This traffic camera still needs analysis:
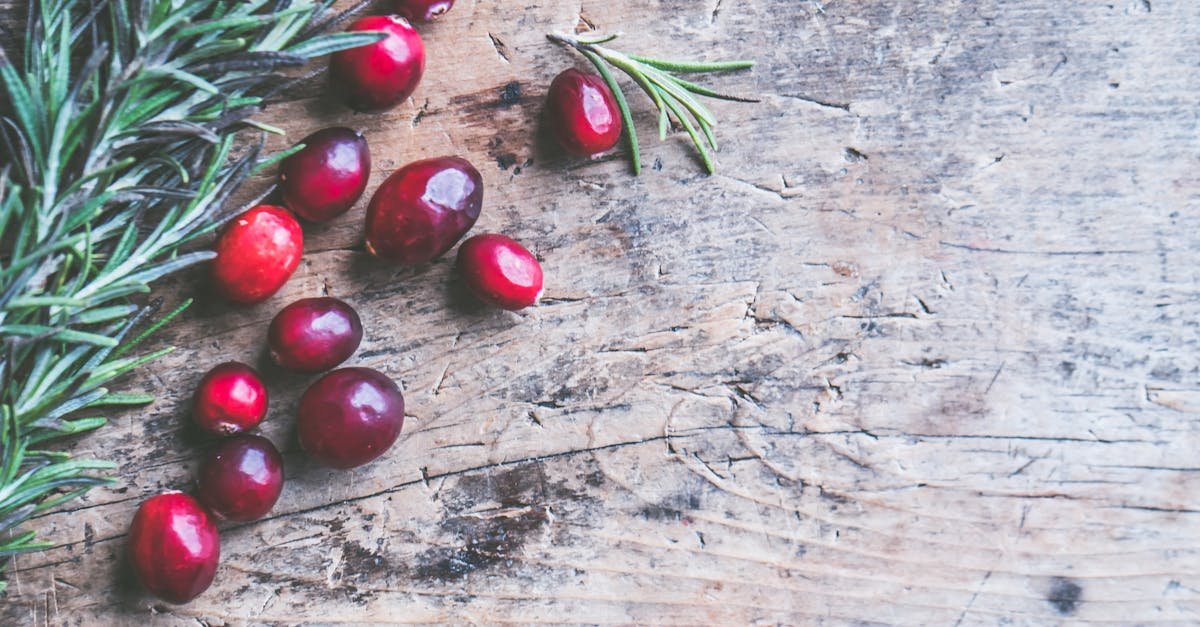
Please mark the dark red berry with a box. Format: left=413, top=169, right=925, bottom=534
left=394, top=0, right=455, bottom=22
left=211, top=205, right=303, bottom=305
left=128, top=492, right=220, bottom=604
left=330, top=16, right=425, bottom=112
left=193, top=362, right=268, bottom=437
left=547, top=68, right=622, bottom=157
left=197, top=434, right=284, bottom=522
left=365, top=156, right=483, bottom=264
left=280, top=127, right=371, bottom=222
left=457, top=234, right=544, bottom=310
left=297, top=368, right=405, bottom=469
left=268, top=297, right=363, bottom=373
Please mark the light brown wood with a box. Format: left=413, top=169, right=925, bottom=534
left=4, top=0, right=1200, bottom=624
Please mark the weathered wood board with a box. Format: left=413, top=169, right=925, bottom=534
left=4, top=0, right=1200, bottom=623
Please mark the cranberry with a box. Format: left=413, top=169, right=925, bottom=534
left=268, top=297, right=363, bottom=373
left=280, top=127, right=371, bottom=222
left=330, top=16, right=425, bottom=112
left=457, top=234, right=544, bottom=310
left=197, top=434, right=284, bottom=522
left=547, top=68, right=623, bottom=157
left=365, top=157, right=483, bottom=264
left=193, top=362, right=268, bottom=437
left=394, top=0, right=455, bottom=22
left=297, top=368, right=405, bottom=469
left=128, top=492, right=220, bottom=604
left=211, top=205, right=303, bottom=305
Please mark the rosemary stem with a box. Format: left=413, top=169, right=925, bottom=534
left=547, top=30, right=755, bottom=175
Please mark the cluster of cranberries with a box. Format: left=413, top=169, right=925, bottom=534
left=127, top=0, right=629, bottom=605
left=128, top=295, right=402, bottom=603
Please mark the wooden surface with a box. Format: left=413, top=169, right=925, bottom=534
left=4, top=0, right=1200, bottom=624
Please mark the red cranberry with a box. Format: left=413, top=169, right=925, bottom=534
left=331, top=16, right=425, bottom=112
left=193, top=362, right=268, bottom=437
left=457, top=234, right=544, bottom=310
left=211, top=205, right=303, bottom=305
left=268, top=297, right=363, bottom=373
left=298, top=368, right=405, bottom=469
left=197, top=434, right=284, bottom=522
left=128, top=492, right=219, bottom=604
left=547, top=68, right=623, bottom=157
left=280, top=127, right=371, bottom=222
left=365, top=157, right=483, bottom=264
left=394, top=0, right=455, bottom=22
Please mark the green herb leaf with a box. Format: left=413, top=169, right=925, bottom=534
left=287, top=31, right=389, bottom=58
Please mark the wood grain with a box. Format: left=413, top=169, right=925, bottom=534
left=4, top=0, right=1200, bottom=624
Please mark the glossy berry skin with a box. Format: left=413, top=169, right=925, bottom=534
left=268, top=297, right=363, bottom=373
left=212, top=205, right=303, bottom=305
left=280, top=127, right=371, bottom=222
left=365, top=157, right=483, bottom=264
left=547, top=68, right=622, bottom=156
left=457, top=234, right=544, bottom=310
left=197, top=434, right=284, bottom=522
left=128, top=492, right=220, bottom=604
left=331, top=16, right=425, bottom=112
left=394, top=0, right=455, bottom=21
left=193, top=362, right=268, bottom=437
left=297, top=367, right=405, bottom=469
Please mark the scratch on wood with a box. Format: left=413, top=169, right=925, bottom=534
left=985, top=361, right=1006, bottom=394
left=954, top=570, right=992, bottom=626
left=940, top=241, right=1146, bottom=256
left=777, top=93, right=852, bottom=112
left=487, top=33, right=511, bottom=64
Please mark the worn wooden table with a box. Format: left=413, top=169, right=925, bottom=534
left=4, top=0, right=1200, bottom=624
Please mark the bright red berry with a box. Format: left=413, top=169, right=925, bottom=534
left=128, top=492, right=220, bottom=604
left=268, top=297, right=363, bottom=373
left=330, top=16, right=425, bottom=112
left=193, top=362, right=268, bottom=437
left=211, top=205, right=303, bottom=305
left=280, top=127, right=371, bottom=222
left=547, top=68, right=623, bottom=156
left=394, top=0, right=455, bottom=22
left=457, top=234, right=543, bottom=310
left=365, top=156, right=483, bottom=264
left=197, top=434, right=284, bottom=522
left=297, top=368, right=405, bottom=469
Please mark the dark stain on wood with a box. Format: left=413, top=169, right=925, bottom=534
left=341, top=541, right=389, bottom=578
left=413, top=506, right=549, bottom=582
left=450, top=83, right=537, bottom=118
left=82, top=523, right=95, bottom=554
left=640, top=491, right=702, bottom=521
left=1047, top=577, right=1083, bottom=615
left=413, top=464, right=564, bottom=581
left=499, top=81, right=522, bottom=107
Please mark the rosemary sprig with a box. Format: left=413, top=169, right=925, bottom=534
left=548, top=32, right=758, bottom=175
left=0, top=0, right=381, bottom=591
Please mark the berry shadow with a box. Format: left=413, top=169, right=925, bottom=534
left=174, top=402, right=228, bottom=453
left=442, top=260, right=490, bottom=316
left=531, top=100, right=571, bottom=172
left=344, top=248, right=452, bottom=297
left=113, top=547, right=148, bottom=610
left=247, top=343, right=324, bottom=468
